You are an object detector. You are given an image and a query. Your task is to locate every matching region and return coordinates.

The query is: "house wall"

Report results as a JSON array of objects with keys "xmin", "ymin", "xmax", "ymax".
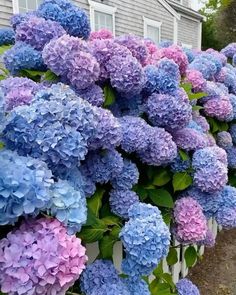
[
  {"xmin": 177, "ymin": 15, "xmax": 200, "ymax": 48},
  {"xmin": 0, "ymin": 0, "xmax": 13, "ymax": 28}
]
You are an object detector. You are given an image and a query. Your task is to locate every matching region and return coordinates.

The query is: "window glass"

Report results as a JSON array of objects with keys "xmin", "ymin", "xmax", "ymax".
[
  {"xmin": 18, "ymin": 0, "xmax": 43, "ymax": 13},
  {"xmin": 94, "ymin": 11, "xmax": 113, "ymax": 32},
  {"xmin": 147, "ymin": 25, "xmax": 160, "ymax": 44}
]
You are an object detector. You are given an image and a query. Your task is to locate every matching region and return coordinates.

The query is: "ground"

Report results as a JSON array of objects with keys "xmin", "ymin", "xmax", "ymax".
[{"xmin": 188, "ymin": 229, "xmax": 236, "ymax": 295}]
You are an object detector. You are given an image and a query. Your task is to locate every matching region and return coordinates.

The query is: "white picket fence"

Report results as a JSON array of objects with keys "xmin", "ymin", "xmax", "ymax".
[{"xmin": 86, "ymin": 218, "xmax": 221, "ymax": 284}]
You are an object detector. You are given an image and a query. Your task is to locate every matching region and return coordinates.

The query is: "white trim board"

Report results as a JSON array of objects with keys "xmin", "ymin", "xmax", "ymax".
[
  {"xmin": 143, "ymin": 16, "xmax": 162, "ymax": 43},
  {"xmin": 157, "ymin": 0, "xmax": 181, "ymax": 20}
]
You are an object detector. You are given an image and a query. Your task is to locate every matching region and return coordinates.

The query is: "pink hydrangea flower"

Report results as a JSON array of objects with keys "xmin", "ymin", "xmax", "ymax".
[
  {"xmin": 89, "ymin": 29, "xmax": 113, "ymax": 41},
  {"xmin": 185, "ymin": 69, "xmax": 207, "ymax": 92}
]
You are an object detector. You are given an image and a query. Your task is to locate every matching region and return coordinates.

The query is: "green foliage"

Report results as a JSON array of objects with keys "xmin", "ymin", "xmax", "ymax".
[
  {"xmin": 43, "ymin": 70, "xmax": 59, "ymax": 82},
  {"xmin": 152, "ymin": 168, "xmax": 172, "ymax": 186},
  {"xmin": 172, "ymin": 172, "xmax": 192, "ymax": 192},
  {"xmin": 178, "ymin": 150, "xmax": 189, "ymax": 161},
  {"xmin": 166, "ymin": 248, "xmax": 178, "ymax": 266},
  {"xmin": 208, "ymin": 117, "xmax": 229, "ymax": 133},
  {"xmin": 0, "ymin": 142, "xmax": 5, "ymax": 150},
  {"xmin": 0, "ymin": 44, "xmax": 12, "ymax": 55},
  {"xmin": 184, "ymin": 246, "xmax": 198, "ymax": 268},
  {"xmin": 77, "ymin": 218, "xmax": 108, "ymax": 243},
  {"xmin": 87, "ymin": 188, "xmax": 105, "ymax": 217},
  {"xmin": 149, "ymin": 189, "xmax": 174, "ymax": 208},
  {"xmin": 20, "ymin": 69, "xmax": 47, "ymax": 82},
  {"xmin": 103, "ymin": 84, "xmax": 116, "ymax": 107}
]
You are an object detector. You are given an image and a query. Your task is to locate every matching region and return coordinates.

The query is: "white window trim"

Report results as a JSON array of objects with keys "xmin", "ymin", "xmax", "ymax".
[
  {"xmin": 182, "ymin": 43, "xmax": 193, "ymax": 49},
  {"xmin": 88, "ymin": 0, "xmax": 117, "ymax": 35},
  {"xmin": 143, "ymin": 16, "xmax": 162, "ymax": 43},
  {"xmin": 12, "ymin": 0, "xmax": 19, "ymax": 14}
]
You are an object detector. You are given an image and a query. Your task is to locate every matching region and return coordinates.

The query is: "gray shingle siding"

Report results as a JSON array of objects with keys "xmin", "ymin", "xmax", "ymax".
[
  {"xmin": 177, "ymin": 15, "xmax": 199, "ymax": 48},
  {"xmin": 0, "ymin": 0, "xmax": 13, "ymax": 28}
]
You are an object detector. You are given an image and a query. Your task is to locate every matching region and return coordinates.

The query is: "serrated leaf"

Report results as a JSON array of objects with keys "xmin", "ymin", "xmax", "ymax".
[
  {"xmin": 103, "ymin": 85, "xmax": 115, "ymax": 107},
  {"xmin": 178, "ymin": 149, "xmax": 189, "ymax": 161},
  {"xmin": 172, "ymin": 172, "xmax": 192, "ymax": 192},
  {"xmin": 192, "ymin": 105, "xmax": 204, "ymax": 111},
  {"xmin": 149, "ymin": 189, "xmax": 174, "ymax": 208},
  {"xmin": 184, "ymin": 246, "xmax": 198, "ymax": 267},
  {"xmin": 166, "ymin": 248, "xmax": 178, "ymax": 266},
  {"xmin": 87, "ymin": 188, "xmax": 105, "ymax": 217},
  {"xmin": 153, "ymin": 169, "xmax": 171, "ymax": 186}
]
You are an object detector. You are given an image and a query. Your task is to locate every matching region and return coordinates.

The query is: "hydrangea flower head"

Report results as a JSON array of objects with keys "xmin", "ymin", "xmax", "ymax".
[
  {"xmin": 230, "ymin": 124, "xmax": 236, "ymax": 144},
  {"xmin": 91, "ymin": 282, "xmax": 130, "ymax": 295},
  {"xmin": 176, "ymin": 279, "xmax": 200, "ymax": 295},
  {"xmin": 124, "ymin": 277, "xmax": 150, "ymax": 295},
  {"xmin": 0, "ymin": 28, "xmax": 15, "ymax": 46},
  {"xmin": 3, "ymin": 41, "xmax": 46, "ymax": 74},
  {"xmin": 143, "ymin": 39, "xmax": 161, "ymax": 65},
  {"xmin": 183, "ymin": 47, "xmax": 195, "ymax": 63},
  {"xmin": 192, "ymin": 111, "xmax": 210, "ymax": 133},
  {"xmin": 226, "ymin": 146, "xmax": 236, "ymax": 169},
  {"xmin": 206, "ymin": 48, "xmax": 227, "ymax": 65},
  {"xmin": 10, "ymin": 11, "xmax": 37, "ymax": 30},
  {"xmin": 74, "ymin": 84, "xmax": 105, "ymax": 107},
  {"xmin": 170, "ymin": 154, "xmax": 191, "ymax": 173},
  {"xmin": 189, "ymin": 55, "xmax": 218, "ymax": 80},
  {"xmin": 197, "ymin": 229, "xmax": 215, "ymax": 247},
  {"xmin": 89, "ymin": 29, "xmax": 113, "ymax": 41},
  {"xmin": 109, "ymin": 189, "xmax": 139, "ymax": 219},
  {"xmin": 185, "ymin": 69, "xmax": 207, "ymax": 92},
  {"xmin": 221, "ymin": 43, "xmax": 236, "ymax": 58},
  {"xmin": 0, "ymin": 218, "xmax": 87, "ymax": 295},
  {"xmin": 216, "ymin": 131, "xmax": 233, "ymax": 149},
  {"xmin": 173, "ymin": 197, "xmax": 207, "ymax": 243},
  {"xmin": 37, "ymin": 0, "xmax": 90, "ymax": 38},
  {"xmin": 0, "ymin": 77, "xmax": 39, "ymax": 111}
]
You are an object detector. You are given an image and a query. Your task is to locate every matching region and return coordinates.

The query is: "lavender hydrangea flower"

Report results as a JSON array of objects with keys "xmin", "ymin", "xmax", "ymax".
[
  {"xmin": 221, "ymin": 43, "xmax": 236, "ymax": 58},
  {"xmin": 176, "ymin": 279, "xmax": 200, "ymax": 295},
  {"xmin": 159, "ymin": 40, "xmax": 173, "ymax": 48},
  {"xmin": 0, "ymin": 28, "xmax": 15, "ymax": 46},
  {"xmin": 226, "ymin": 146, "xmax": 236, "ymax": 169},
  {"xmin": 146, "ymin": 93, "xmax": 192, "ymax": 131},
  {"xmin": 192, "ymin": 111, "xmax": 210, "ymax": 133},
  {"xmin": 0, "ymin": 150, "xmax": 53, "ymax": 225},
  {"xmin": 3, "ymin": 84, "xmax": 96, "ymax": 171},
  {"xmin": 107, "ymin": 54, "xmax": 145, "ymax": 95},
  {"xmin": 111, "ymin": 159, "xmax": 139, "ymax": 190},
  {"xmin": 197, "ymin": 229, "xmax": 215, "ymax": 248},
  {"xmin": 229, "ymin": 94, "xmax": 236, "ymax": 119},
  {"xmin": 37, "ymin": 0, "xmax": 90, "ymax": 38},
  {"xmin": 173, "ymin": 197, "xmax": 207, "ymax": 243},
  {"xmin": 216, "ymin": 66, "xmax": 236, "ymax": 94},
  {"xmin": 216, "ymin": 131, "xmax": 233, "ymax": 149},
  {"xmin": 43, "ymin": 34, "xmax": 100, "ymax": 90},
  {"xmin": 0, "ymin": 77, "xmax": 39, "ymax": 111},
  {"xmin": 115, "ymin": 34, "xmax": 148, "ymax": 65},
  {"xmin": 83, "ymin": 150, "xmax": 123, "ymax": 184},
  {"xmin": 120, "ymin": 203, "xmax": 170, "ymax": 277},
  {"xmin": 15, "ymin": 17, "xmax": 65, "ymax": 51},
  {"xmin": 170, "ymin": 154, "xmax": 191, "ymax": 173},
  {"xmin": 138, "ymin": 127, "xmax": 177, "ymax": 166},
  {"xmin": 124, "ymin": 277, "xmax": 150, "ymax": 295},
  {"xmin": 10, "ymin": 11, "xmax": 37, "ymax": 30},
  {"xmin": 230, "ymin": 124, "xmax": 236, "ymax": 144},
  {"xmin": 3, "ymin": 41, "xmax": 46, "ymax": 75},
  {"xmin": 109, "ymin": 189, "xmax": 139, "ymax": 219},
  {"xmin": 192, "ymin": 146, "xmax": 228, "ymax": 168},
  {"xmin": 206, "ymin": 48, "xmax": 227, "ymax": 65},
  {"xmin": 89, "ymin": 29, "xmax": 113, "ymax": 41},
  {"xmin": 89, "ymin": 107, "xmax": 122, "ymax": 150},
  {"xmin": 80, "ymin": 260, "xmax": 120, "ymax": 295},
  {"xmin": 185, "ymin": 69, "xmax": 207, "ymax": 92},
  {"xmin": 119, "ymin": 116, "xmax": 149, "ymax": 153},
  {"xmin": 0, "ymin": 218, "xmax": 87, "ymax": 295},
  {"xmin": 74, "ymin": 84, "xmax": 105, "ymax": 106},
  {"xmin": 0, "ymin": 89, "xmax": 5, "ymax": 127},
  {"xmin": 189, "ymin": 55, "xmax": 218, "ymax": 80}
]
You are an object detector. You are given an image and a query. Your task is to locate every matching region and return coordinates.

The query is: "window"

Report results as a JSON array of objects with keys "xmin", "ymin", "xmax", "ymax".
[
  {"xmin": 13, "ymin": 0, "xmax": 43, "ymax": 13},
  {"xmin": 89, "ymin": 0, "xmax": 116, "ymax": 35},
  {"xmin": 182, "ymin": 43, "xmax": 193, "ymax": 49},
  {"xmin": 143, "ymin": 17, "xmax": 162, "ymax": 44}
]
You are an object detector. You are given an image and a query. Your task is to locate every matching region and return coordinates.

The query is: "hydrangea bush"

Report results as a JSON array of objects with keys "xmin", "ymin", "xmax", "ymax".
[{"xmin": 1, "ymin": 1, "xmax": 236, "ymax": 294}]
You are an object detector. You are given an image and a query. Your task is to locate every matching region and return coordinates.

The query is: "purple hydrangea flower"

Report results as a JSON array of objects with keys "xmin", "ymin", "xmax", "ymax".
[
  {"xmin": 37, "ymin": 0, "xmax": 91, "ymax": 38},
  {"xmin": 197, "ymin": 229, "xmax": 215, "ymax": 248},
  {"xmin": 80, "ymin": 260, "xmax": 120, "ymax": 295},
  {"xmin": 192, "ymin": 111, "xmax": 210, "ymax": 133},
  {"xmin": 74, "ymin": 84, "xmax": 105, "ymax": 107},
  {"xmin": 221, "ymin": 43, "xmax": 236, "ymax": 58},
  {"xmin": 0, "ymin": 77, "xmax": 39, "ymax": 111},
  {"xmin": 0, "ymin": 218, "xmax": 87, "ymax": 295},
  {"xmin": 189, "ymin": 55, "xmax": 218, "ymax": 80},
  {"xmin": 176, "ymin": 279, "xmax": 200, "ymax": 295},
  {"xmin": 0, "ymin": 28, "xmax": 15, "ymax": 46},
  {"xmin": 216, "ymin": 131, "xmax": 233, "ymax": 149},
  {"xmin": 138, "ymin": 127, "xmax": 177, "ymax": 166},
  {"xmin": 15, "ymin": 17, "xmax": 66, "ymax": 50},
  {"xmin": 89, "ymin": 29, "xmax": 113, "ymax": 41},
  {"xmin": 173, "ymin": 197, "xmax": 207, "ymax": 243},
  {"xmin": 170, "ymin": 154, "xmax": 191, "ymax": 173},
  {"xmin": 3, "ymin": 41, "xmax": 46, "ymax": 75},
  {"xmin": 229, "ymin": 94, "xmax": 236, "ymax": 119},
  {"xmin": 143, "ymin": 39, "xmax": 161, "ymax": 66},
  {"xmin": 206, "ymin": 48, "xmax": 227, "ymax": 65},
  {"xmin": 43, "ymin": 34, "xmax": 100, "ymax": 90},
  {"xmin": 226, "ymin": 146, "xmax": 236, "ymax": 169},
  {"xmin": 146, "ymin": 93, "xmax": 192, "ymax": 131},
  {"xmin": 115, "ymin": 34, "xmax": 148, "ymax": 65},
  {"xmin": 0, "ymin": 150, "xmax": 53, "ymax": 225},
  {"xmin": 230, "ymin": 124, "xmax": 236, "ymax": 144},
  {"xmin": 10, "ymin": 12, "xmax": 37, "ymax": 30},
  {"xmin": 109, "ymin": 189, "xmax": 139, "ymax": 219},
  {"xmin": 107, "ymin": 54, "xmax": 145, "ymax": 95},
  {"xmin": 111, "ymin": 159, "xmax": 139, "ymax": 190}
]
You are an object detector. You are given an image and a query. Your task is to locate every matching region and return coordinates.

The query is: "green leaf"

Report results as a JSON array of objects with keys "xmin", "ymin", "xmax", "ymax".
[
  {"xmin": 188, "ymin": 92, "xmax": 207, "ymax": 100},
  {"xmin": 184, "ymin": 246, "xmax": 198, "ymax": 267},
  {"xmin": 0, "ymin": 75, "xmax": 6, "ymax": 81},
  {"xmin": 134, "ymin": 185, "xmax": 148, "ymax": 201},
  {"xmin": 103, "ymin": 85, "xmax": 115, "ymax": 107},
  {"xmin": 43, "ymin": 70, "xmax": 59, "ymax": 82},
  {"xmin": 0, "ymin": 44, "xmax": 12, "ymax": 55},
  {"xmin": 78, "ymin": 220, "xmax": 107, "ymax": 243},
  {"xmin": 161, "ymin": 273, "xmax": 175, "ymax": 290},
  {"xmin": 172, "ymin": 172, "xmax": 192, "ymax": 192},
  {"xmin": 192, "ymin": 105, "xmax": 204, "ymax": 111},
  {"xmin": 162, "ymin": 211, "xmax": 172, "ymax": 225},
  {"xmin": 99, "ymin": 234, "xmax": 118, "ymax": 259},
  {"xmin": 166, "ymin": 248, "xmax": 178, "ymax": 266},
  {"xmin": 178, "ymin": 149, "xmax": 189, "ymax": 161},
  {"xmin": 149, "ymin": 189, "xmax": 174, "ymax": 208},
  {"xmin": 20, "ymin": 69, "xmax": 46, "ymax": 77},
  {"xmin": 101, "ymin": 215, "xmax": 121, "ymax": 227},
  {"xmin": 85, "ymin": 208, "xmax": 99, "ymax": 226},
  {"xmin": 110, "ymin": 225, "xmax": 121, "ymax": 239},
  {"xmin": 87, "ymin": 188, "xmax": 105, "ymax": 217},
  {"xmin": 150, "ymin": 280, "xmax": 172, "ymax": 295},
  {"xmin": 153, "ymin": 168, "xmax": 171, "ymax": 186},
  {"xmin": 181, "ymin": 82, "xmax": 192, "ymax": 93},
  {"xmin": 153, "ymin": 262, "xmax": 163, "ymax": 277},
  {"xmin": 0, "ymin": 142, "xmax": 4, "ymax": 150}
]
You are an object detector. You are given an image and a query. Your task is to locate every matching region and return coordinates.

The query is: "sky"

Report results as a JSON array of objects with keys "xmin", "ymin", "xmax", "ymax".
[{"xmin": 190, "ymin": 0, "xmax": 204, "ymax": 10}]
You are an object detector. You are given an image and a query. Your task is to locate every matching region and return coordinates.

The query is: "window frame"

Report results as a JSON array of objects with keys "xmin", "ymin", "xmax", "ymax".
[
  {"xmin": 181, "ymin": 43, "xmax": 193, "ymax": 49},
  {"xmin": 12, "ymin": 0, "xmax": 42, "ymax": 13},
  {"xmin": 143, "ymin": 16, "xmax": 162, "ymax": 44},
  {"xmin": 88, "ymin": 0, "xmax": 117, "ymax": 35}
]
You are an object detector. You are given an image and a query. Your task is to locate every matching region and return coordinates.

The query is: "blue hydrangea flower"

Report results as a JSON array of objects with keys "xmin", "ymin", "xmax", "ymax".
[
  {"xmin": 91, "ymin": 282, "xmax": 130, "ymax": 295},
  {"xmin": 3, "ymin": 41, "xmax": 46, "ymax": 75},
  {"xmin": 170, "ymin": 154, "xmax": 191, "ymax": 173},
  {"xmin": 138, "ymin": 127, "xmax": 177, "ymax": 166},
  {"xmin": 146, "ymin": 93, "xmax": 192, "ymax": 131},
  {"xmin": 189, "ymin": 55, "xmax": 219, "ymax": 80},
  {"xmin": 226, "ymin": 146, "xmax": 236, "ymax": 169},
  {"xmin": 80, "ymin": 260, "xmax": 120, "ymax": 295},
  {"xmin": 128, "ymin": 202, "xmax": 163, "ymax": 220},
  {"xmin": 49, "ymin": 179, "xmax": 87, "ymax": 234},
  {"xmin": 111, "ymin": 159, "xmax": 139, "ymax": 190},
  {"xmin": 109, "ymin": 189, "xmax": 139, "ymax": 219},
  {"xmin": 74, "ymin": 84, "xmax": 105, "ymax": 107},
  {"xmin": 0, "ymin": 28, "xmax": 15, "ymax": 46},
  {"xmin": 120, "ymin": 203, "xmax": 170, "ymax": 277},
  {"xmin": 83, "ymin": 150, "xmax": 123, "ymax": 184},
  {"xmin": 229, "ymin": 94, "xmax": 236, "ymax": 119},
  {"xmin": 159, "ymin": 40, "xmax": 173, "ymax": 48},
  {"xmin": 3, "ymin": 84, "xmax": 96, "ymax": 171},
  {"xmin": 37, "ymin": 0, "xmax": 91, "ymax": 39},
  {"xmin": 221, "ymin": 43, "xmax": 236, "ymax": 58},
  {"xmin": 0, "ymin": 149, "xmax": 53, "ymax": 225},
  {"xmin": 176, "ymin": 279, "xmax": 200, "ymax": 295},
  {"xmin": 216, "ymin": 131, "xmax": 233, "ymax": 149},
  {"xmin": 124, "ymin": 277, "xmax": 150, "ymax": 295},
  {"xmin": 183, "ymin": 47, "xmax": 195, "ymax": 63},
  {"xmin": 10, "ymin": 12, "xmax": 37, "ymax": 30},
  {"xmin": 230, "ymin": 124, "xmax": 236, "ymax": 144},
  {"xmin": 0, "ymin": 88, "xmax": 6, "ymax": 128}
]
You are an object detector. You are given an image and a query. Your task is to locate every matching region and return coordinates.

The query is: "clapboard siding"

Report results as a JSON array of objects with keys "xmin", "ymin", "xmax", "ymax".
[
  {"xmin": 0, "ymin": 0, "xmax": 13, "ymax": 28},
  {"xmin": 177, "ymin": 16, "xmax": 199, "ymax": 48}
]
